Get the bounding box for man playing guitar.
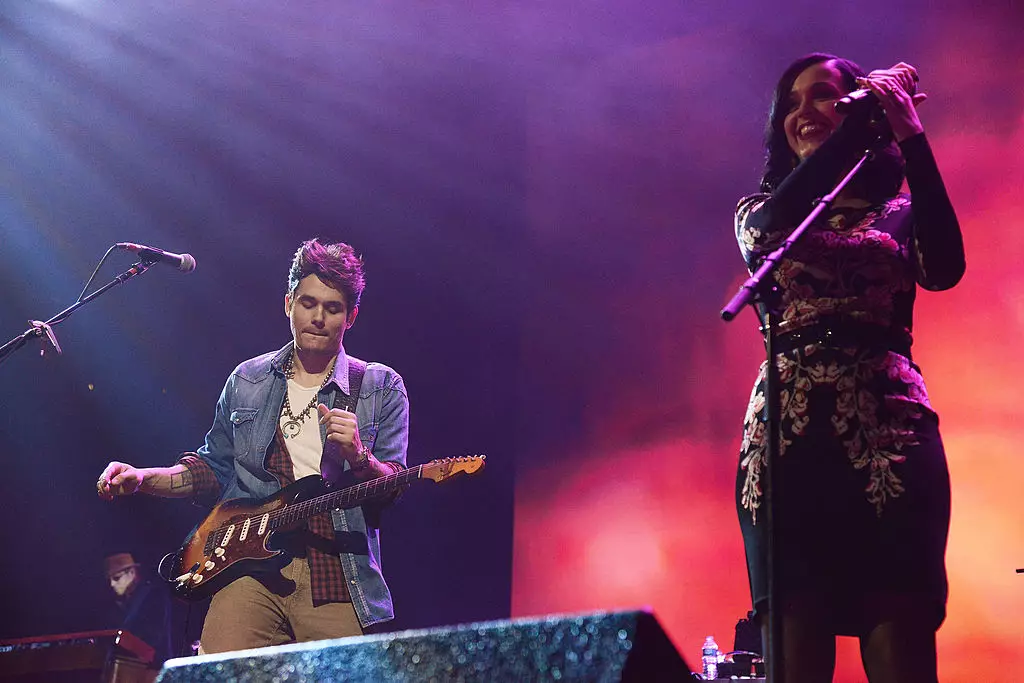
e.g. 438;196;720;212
97;238;409;654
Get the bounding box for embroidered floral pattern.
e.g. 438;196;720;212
740;348;929;522
735;194;934;523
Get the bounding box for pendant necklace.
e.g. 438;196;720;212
281;352;336;439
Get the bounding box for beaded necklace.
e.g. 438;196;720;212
281;352;337;439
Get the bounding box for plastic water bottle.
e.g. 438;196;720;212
701;635;720;680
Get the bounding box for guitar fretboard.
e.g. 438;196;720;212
267;464;425;529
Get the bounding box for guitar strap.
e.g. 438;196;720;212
332;355;367;414
329;356;379;522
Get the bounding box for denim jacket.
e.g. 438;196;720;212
195;341;409;629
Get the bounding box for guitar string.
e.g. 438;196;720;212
210;457;480;542
265;457;475;524
267;466;421;527
213;464;424;539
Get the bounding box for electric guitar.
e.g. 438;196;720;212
165;455;485;600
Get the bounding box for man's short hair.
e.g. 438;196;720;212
287;239;366;309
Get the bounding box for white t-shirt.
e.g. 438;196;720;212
280;379;323;479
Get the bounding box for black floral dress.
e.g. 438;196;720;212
734;132;965;634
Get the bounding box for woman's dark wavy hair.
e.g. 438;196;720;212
760;52;905;200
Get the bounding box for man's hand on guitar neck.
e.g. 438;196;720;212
96;461;195;500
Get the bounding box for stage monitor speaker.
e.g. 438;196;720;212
155;609;692;682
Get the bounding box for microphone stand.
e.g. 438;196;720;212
0;257;156;366
721;148;875;683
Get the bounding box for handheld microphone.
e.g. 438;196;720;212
834;89;880;114
835;73;920;114
116;242;196;273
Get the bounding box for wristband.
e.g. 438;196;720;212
352;445;372;470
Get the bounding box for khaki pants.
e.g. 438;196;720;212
199;556;363;654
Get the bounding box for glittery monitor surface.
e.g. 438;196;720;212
155;609;692;682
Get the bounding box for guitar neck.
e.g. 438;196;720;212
269;464;423;529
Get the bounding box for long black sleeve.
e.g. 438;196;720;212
900;132;966;290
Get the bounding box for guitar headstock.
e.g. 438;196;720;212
421;455;486;483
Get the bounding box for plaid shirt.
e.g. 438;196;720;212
179;428;401;606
